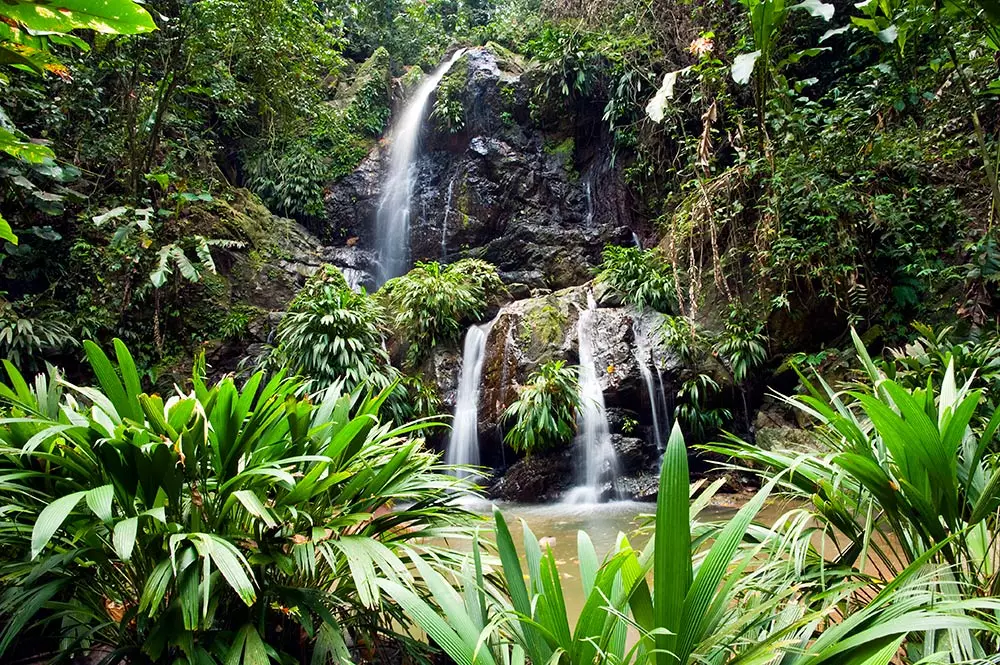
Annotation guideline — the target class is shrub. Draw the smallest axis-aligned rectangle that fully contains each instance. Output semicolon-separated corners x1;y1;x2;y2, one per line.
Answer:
707;330;1000;655
502;360;580;454
272;265;392;389
0;339;478;663
380;259;502;365
0;296;76;371
596;245;675;312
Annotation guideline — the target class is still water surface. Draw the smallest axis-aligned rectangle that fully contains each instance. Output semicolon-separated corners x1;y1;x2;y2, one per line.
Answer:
469;498;809;624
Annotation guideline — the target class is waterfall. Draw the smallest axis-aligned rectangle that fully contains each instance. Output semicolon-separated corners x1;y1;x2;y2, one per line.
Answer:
564;292;618;504
584;181;594;226
635;331;666;451
632;231;643;249
441;172;457;261
342;267;365;292
446;320;494;480
375;49;467;286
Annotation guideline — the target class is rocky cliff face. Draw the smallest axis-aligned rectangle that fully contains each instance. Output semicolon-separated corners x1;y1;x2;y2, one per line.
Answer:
322;46;638;290
445;284;676;500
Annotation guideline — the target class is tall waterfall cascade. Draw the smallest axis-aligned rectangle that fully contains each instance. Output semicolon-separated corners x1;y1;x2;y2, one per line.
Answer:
564;292;619;504
446;320;494;480
374;49;467;286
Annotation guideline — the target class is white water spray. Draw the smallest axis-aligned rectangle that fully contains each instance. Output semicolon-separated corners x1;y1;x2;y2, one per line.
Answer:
564;292;618;504
375;49;467;285
446;320;494;480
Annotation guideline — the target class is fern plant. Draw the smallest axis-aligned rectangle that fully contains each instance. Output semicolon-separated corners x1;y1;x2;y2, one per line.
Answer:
502;360;580;454
380;259;502;366
596;245;675;312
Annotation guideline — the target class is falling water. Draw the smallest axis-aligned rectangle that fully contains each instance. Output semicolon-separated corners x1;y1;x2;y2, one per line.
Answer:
564;292;618;504
446;320;494;480
635;328;666;451
584;181;594;226
632;231;643;249
441;172;458;261
655;363;672;435
375;49;467;286
342;268;366;292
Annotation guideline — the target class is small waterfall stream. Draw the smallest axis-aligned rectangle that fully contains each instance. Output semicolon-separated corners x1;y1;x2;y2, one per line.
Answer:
564;292;618;504
446;320;494;480
440;172;457;261
635;335;666;451
375;49;466;286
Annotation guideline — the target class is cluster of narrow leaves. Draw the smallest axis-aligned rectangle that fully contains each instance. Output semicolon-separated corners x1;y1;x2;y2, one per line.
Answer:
502;359;581;454
390;417;1000;664
596;245;676;313
379;259;502;366
0;338;480;664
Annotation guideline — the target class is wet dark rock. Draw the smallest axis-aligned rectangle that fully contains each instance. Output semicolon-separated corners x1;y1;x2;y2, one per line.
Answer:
605;407;641;435
614;474;660;502
489;450;574;502
323;45;636;289
420;346;463;410
609;434;648;474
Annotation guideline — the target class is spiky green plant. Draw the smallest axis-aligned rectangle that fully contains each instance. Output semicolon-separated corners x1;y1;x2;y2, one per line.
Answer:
707;329;1000;659
596;245;675;312
380;259;502;366
0;339;479;663
388;422;1000;664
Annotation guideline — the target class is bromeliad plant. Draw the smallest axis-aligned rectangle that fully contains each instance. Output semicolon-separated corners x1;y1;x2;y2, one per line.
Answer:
0;340;479;664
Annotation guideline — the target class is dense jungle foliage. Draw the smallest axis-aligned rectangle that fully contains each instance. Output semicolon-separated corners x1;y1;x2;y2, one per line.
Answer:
7;0;1000;663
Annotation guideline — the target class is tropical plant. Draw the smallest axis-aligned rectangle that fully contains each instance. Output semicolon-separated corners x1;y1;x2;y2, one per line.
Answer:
502;359;580;454
730;0;836;141
0;0;156;244
0;338;480;663
662;316;732;440
380;259;502;366
596;245;675;312
272;265;393;389
389;422;1000;665
0;296;77;371
880;323;1000;428
707;329;1000;656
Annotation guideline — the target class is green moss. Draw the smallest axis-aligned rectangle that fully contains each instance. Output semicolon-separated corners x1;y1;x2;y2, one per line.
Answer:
399;64;425;94
485;41;526;72
543;137;578;180
518;297;568;354
431;57;469;134
346;47;391;137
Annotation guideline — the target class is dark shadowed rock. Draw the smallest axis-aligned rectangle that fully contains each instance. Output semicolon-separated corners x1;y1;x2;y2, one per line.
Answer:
489;450;574;502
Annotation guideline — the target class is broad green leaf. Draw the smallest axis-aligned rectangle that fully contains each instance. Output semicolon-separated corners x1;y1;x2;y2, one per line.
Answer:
31;490;86;558
114;516;139;561
0;211;16;245
0;0;157;36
